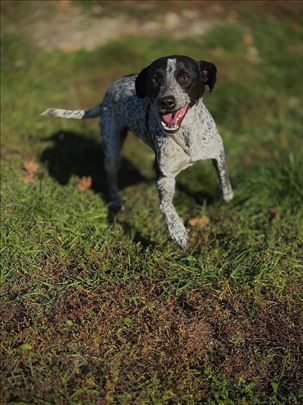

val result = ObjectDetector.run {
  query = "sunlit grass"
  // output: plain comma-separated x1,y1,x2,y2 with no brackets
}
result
1,5,303,404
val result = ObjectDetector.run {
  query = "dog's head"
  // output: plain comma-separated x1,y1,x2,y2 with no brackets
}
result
135,55,217,133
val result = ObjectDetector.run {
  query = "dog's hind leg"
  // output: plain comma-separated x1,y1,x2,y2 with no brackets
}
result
101,118,128,212
212,150,234,202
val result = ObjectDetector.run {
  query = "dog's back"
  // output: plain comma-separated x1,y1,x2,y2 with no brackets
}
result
101,75,147,138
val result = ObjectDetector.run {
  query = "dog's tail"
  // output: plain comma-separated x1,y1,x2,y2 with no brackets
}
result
40,103,102,120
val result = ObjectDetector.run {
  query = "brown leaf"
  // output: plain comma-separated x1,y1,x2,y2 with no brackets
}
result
188,215,210,228
60,44,78,54
77,176,92,191
56,0,71,12
21,174,35,184
23,161,39,175
292,22,302,32
242,30,254,46
269,208,277,222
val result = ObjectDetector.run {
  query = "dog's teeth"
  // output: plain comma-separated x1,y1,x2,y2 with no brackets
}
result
161,121,180,132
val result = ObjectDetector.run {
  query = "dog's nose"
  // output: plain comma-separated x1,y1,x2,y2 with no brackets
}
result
159,96,176,111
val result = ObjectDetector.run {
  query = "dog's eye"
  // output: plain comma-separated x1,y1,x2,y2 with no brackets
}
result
179,73,189,82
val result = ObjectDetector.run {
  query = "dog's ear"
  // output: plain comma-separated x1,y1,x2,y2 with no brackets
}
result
198,61,217,92
135,67,148,98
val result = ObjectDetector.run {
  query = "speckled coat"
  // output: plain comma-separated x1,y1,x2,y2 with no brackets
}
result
42,55,234,249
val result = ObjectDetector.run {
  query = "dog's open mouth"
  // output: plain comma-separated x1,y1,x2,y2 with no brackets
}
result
161,104,190,132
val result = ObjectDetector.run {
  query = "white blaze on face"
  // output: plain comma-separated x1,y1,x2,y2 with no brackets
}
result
163,58,178,97
158,58,191,110
157,58,192,133
166,58,177,76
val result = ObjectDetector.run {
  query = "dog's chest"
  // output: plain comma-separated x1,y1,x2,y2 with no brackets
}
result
107,84,222,175
154,132,210,177
155,106,222,172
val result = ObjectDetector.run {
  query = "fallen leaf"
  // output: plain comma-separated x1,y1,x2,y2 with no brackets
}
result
77,176,92,191
23,160,39,175
188,215,210,228
56,0,71,12
269,208,277,222
292,22,302,32
21,174,35,184
242,30,254,46
60,43,78,54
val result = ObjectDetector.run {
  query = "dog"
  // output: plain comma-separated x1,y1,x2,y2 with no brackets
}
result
42,55,234,250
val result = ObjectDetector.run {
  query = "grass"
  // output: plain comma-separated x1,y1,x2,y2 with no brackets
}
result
1,2,303,404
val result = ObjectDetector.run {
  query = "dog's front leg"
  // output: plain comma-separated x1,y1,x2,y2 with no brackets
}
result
212,150,234,202
157,175,189,250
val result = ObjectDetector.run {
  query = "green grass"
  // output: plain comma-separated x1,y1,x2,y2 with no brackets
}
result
1,3,303,404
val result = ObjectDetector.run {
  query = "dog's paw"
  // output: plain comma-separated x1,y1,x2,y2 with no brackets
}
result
162,205,190,250
174,225,189,251
109,198,124,214
223,188,234,202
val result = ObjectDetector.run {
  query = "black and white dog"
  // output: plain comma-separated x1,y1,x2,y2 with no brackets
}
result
42,55,233,249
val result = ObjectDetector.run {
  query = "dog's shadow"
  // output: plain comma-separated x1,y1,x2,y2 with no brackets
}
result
40,130,146,197
40,130,157,247
40,130,215,250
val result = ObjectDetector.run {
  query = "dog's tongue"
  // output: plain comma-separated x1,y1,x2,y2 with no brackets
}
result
162,105,188,126
162,112,174,125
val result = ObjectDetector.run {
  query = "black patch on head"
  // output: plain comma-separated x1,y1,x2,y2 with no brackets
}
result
135,67,148,98
198,60,217,92
136,57,176,100
174,56,204,102
135,56,217,101
145,58,168,100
